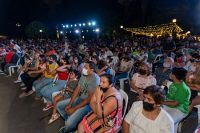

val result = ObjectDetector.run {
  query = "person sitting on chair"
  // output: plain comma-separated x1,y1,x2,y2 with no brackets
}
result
123,85,174,133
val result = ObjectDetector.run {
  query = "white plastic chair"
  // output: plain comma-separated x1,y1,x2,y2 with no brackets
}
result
120,89,128,119
119,68,132,90
8,58,21,76
116,89,128,132
153,54,163,64
110,68,116,77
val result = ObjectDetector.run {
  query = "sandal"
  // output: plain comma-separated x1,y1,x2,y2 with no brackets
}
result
48,113,60,125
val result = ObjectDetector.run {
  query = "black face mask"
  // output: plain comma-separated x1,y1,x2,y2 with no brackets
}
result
58,62,64,66
139,69,147,75
143,101,155,112
100,87,108,93
49,61,53,64
190,59,195,63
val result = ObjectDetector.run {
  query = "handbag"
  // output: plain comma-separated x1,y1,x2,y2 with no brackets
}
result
85,95,119,133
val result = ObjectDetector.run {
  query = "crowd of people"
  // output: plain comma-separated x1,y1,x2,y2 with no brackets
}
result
0,35,200,133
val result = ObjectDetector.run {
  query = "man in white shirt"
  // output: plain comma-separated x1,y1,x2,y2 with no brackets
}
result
123,85,174,133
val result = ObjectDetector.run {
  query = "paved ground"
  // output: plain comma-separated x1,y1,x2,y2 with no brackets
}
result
0,73,199,133
0,74,64,133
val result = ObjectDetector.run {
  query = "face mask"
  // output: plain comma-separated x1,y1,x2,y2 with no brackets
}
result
143,101,155,112
139,69,147,75
100,87,108,93
190,65,196,72
74,59,78,63
163,62,171,68
58,60,64,66
82,68,88,76
49,61,53,64
190,59,195,62
177,57,183,63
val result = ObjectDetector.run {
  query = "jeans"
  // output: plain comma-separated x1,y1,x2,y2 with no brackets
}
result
56,98,91,132
20,72,41,93
33,77,53,96
0,61,6,71
40,80,67,103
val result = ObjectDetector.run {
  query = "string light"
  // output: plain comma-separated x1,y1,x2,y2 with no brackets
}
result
124,22,183,37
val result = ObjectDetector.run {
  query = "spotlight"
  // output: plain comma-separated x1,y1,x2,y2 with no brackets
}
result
74,24,77,27
79,24,82,27
83,23,86,26
95,28,100,32
63,25,65,28
71,25,73,27
92,21,96,26
88,22,91,26
120,25,124,29
75,30,80,34
39,29,43,33
66,25,69,28
60,31,63,34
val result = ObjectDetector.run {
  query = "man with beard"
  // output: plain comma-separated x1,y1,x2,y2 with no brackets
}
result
122,85,174,133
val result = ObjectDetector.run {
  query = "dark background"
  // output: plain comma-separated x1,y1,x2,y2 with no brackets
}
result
0,0,200,37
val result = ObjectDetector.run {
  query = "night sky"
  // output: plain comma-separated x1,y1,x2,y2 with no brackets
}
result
0,0,200,36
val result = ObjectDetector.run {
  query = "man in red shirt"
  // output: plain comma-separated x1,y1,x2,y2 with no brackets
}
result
0,49,14,72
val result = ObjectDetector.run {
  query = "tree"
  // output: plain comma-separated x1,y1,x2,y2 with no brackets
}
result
25,21,48,38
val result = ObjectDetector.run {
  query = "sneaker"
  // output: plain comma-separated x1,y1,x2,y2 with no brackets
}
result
5,75,10,77
14,80,22,83
20,87,27,91
43,104,53,111
19,92,27,98
48,113,60,125
58,126,66,133
19,90,34,98
34,96,42,100
20,83,25,87
26,90,34,96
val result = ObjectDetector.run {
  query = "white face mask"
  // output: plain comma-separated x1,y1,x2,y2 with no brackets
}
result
190,65,196,72
163,62,171,68
82,68,88,75
74,59,78,63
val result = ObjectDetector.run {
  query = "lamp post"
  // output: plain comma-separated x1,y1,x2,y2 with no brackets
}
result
16,23,21,37
172,19,177,23
172,19,177,38
39,29,43,39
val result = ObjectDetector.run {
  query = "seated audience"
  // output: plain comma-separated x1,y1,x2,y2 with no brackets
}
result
78,74,122,133
122,85,174,133
162,67,191,124
57,61,100,133
48,69,79,124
